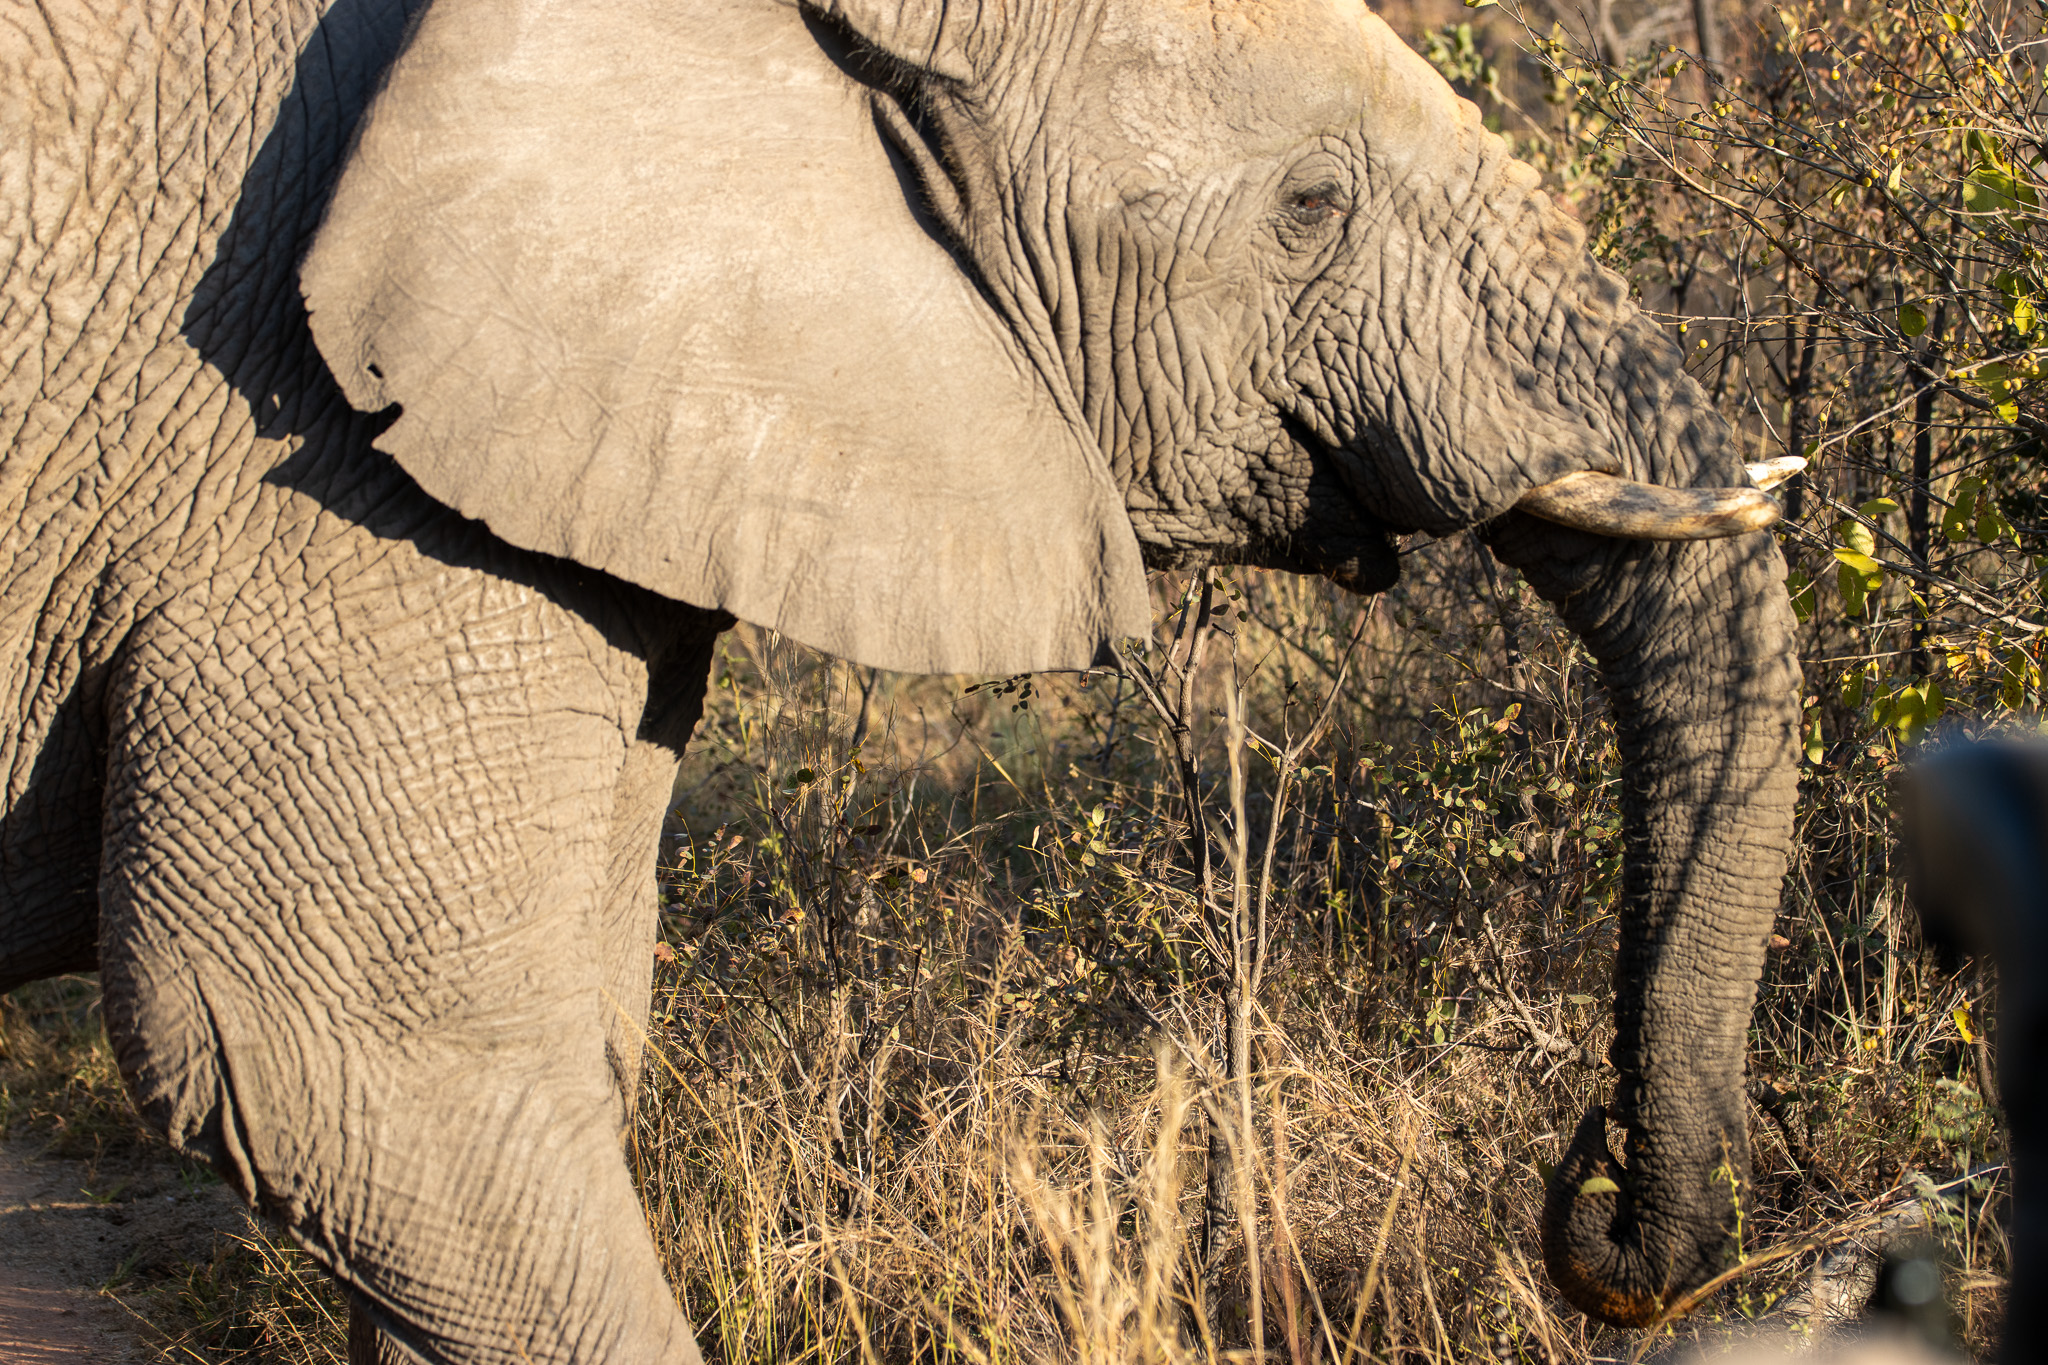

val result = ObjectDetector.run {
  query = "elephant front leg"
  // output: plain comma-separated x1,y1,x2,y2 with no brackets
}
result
345,729,708,1365
97,589,710,1365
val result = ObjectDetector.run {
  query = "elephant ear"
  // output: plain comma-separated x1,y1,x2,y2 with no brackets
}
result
302,0,1149,675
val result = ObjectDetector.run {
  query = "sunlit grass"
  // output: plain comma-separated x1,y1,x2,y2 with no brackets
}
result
0,542,2015,1362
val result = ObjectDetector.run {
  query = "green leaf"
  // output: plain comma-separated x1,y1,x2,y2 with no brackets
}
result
1894,686,1925,740
1979,498,2013,544
1973,361,2019,394
2004,650,2033,709
1859,497,1899,520
1838,519,1876,557
1835,547,1882,617
1886,679,1946,744
1841,668,1868,711
1786,570,1815,622
1837,563,1866,616
1966,360,2033,420
2017,296,2038,335
1944,478,1982,541
1963,164,2039,217
1578,1175,1623,1197
1804,714,1825,764
1900,302,1929,336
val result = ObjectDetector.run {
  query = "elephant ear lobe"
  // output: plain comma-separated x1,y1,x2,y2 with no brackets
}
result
301,0,1149,675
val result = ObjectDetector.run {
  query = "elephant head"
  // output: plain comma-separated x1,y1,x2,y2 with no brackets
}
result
303,0,1801,1326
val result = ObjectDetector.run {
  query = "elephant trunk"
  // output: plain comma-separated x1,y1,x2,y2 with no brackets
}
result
1486,312,1803,1325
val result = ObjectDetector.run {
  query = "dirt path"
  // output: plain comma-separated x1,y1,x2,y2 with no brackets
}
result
0,1138,249,1362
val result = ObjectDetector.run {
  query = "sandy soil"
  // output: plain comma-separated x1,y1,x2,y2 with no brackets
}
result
0,1137,250,1362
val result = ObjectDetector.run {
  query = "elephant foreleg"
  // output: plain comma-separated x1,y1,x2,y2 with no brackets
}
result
344,720,697,1365
97,560,718,1365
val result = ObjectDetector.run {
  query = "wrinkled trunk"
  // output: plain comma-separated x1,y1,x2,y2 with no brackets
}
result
1487,315,1802,1325
1289,121,1804,1318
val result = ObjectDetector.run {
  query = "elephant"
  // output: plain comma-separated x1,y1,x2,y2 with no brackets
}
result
0,0,1803,1358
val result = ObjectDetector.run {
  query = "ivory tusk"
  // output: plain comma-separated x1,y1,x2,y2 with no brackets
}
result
1745,456,1807,491
1514,470,1782,540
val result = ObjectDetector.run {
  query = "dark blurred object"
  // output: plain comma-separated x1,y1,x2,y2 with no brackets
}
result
1899,740,2048,1365
1864,1239,1960,1354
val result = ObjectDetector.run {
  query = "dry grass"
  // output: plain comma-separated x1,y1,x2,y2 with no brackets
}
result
632,543,2009,1365
0,542,2015,1363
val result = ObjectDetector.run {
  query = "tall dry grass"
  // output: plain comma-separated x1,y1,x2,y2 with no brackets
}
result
1,539,2010,1362
634,537,2009,1365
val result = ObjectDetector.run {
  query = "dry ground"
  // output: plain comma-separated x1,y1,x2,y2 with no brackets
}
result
0,1135,250,1363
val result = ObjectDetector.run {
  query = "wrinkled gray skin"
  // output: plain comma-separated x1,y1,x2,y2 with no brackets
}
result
1,0,1800,1358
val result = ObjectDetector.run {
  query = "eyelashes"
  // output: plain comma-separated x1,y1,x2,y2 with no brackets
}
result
1277,178,1351,258
1284,181,1349,225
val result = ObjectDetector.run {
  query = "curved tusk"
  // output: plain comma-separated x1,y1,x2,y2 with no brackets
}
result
1515,470,1782,540
1745,456,1807,492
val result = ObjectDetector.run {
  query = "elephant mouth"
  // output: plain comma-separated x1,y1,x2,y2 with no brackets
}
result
1256,518,1403,597
1295,389,1800,550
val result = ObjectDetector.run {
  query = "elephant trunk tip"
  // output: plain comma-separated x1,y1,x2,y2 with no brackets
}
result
1540,1106,1669,1329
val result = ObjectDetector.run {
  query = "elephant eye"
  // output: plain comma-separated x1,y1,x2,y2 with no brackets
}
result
1285,182,1347,225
